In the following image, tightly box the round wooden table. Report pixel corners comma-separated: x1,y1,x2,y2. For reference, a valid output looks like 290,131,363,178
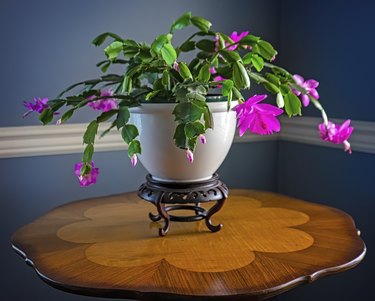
11,189,366,300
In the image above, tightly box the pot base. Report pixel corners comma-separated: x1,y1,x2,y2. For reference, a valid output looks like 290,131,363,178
138,174,228,236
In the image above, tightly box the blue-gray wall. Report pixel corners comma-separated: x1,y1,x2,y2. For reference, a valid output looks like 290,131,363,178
1,0,373,300
0,1,280,300
278,1,374,300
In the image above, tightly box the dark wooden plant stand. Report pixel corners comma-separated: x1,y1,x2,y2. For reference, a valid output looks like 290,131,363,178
137,173,228,236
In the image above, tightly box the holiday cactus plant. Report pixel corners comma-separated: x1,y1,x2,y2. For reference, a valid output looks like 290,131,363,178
23,12,353,186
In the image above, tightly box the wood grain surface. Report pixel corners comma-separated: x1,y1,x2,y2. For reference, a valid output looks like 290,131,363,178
11,190,366,300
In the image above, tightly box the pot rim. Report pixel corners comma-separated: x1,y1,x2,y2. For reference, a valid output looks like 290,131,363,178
130,99,239,114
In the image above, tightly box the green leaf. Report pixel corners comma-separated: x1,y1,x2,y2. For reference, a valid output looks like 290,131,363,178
61,108,75,123
218,33,234,44
184,121,205,139
173,102,204,123
264,82,280,94
238,34,260,45
188,58,200,71
197,51,211,59
186,92,206,102
162,70,170,88
83,121,98,144
170,12,192,33
123,39,139,48
170,68,184,82
203,105,213,129
220,49,241,62
48,99,66,112
128,140,141,157
180,40,195,52
248,72,268,83
100,61,111,73
232,61,250,89
161,43,177,65
92,32,123,46
188,85,207,95
100,121,116,138
232,86,244,101
145,90,161,101
253,40,277,61
280,84,291,95
138,47,153,62
197,63,210,82
121,124,139,144
116,107,130,129
96,110,117,123
173,123,187,149
151,34,169,55
175,87,189,102
265,73,280,85
191,16,212,33
104,41,123,61
242,52,253,65
187,137,198,151
38,108,54,125
222,79,234,96
153,78,164,91
251,54,264,72
284,92,302,117
196,39,216,52
179,62,193,80
122,76,132,93
82,144,94,164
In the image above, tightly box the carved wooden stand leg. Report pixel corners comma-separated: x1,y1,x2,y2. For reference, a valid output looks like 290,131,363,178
138,173,228,237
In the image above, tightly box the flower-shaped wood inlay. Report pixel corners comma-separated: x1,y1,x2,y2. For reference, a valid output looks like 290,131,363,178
57,195,314,272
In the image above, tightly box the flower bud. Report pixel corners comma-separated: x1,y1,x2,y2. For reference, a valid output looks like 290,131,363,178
131,154,138,167
276,92,284,108
199,134,207,144
186,149,194,163
173,61,179,71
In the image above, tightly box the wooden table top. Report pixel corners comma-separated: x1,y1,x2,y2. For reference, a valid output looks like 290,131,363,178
12,189,365,300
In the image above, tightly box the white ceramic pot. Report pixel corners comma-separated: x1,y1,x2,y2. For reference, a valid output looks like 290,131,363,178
129,98,237,182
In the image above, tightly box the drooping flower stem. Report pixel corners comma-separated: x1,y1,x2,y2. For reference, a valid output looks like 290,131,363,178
309,96,329,126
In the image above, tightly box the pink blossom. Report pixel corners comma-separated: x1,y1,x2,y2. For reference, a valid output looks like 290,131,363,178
292,74,320,107
74,162,99,187
228,31,249,50
318,119,354,154
199,134,207,144
130,154,138,167
23,97,49,117
215,31,250,52
209,67,226,87
186,149,194,163
233,94,283,136
173,61,179,71
87,89,118,112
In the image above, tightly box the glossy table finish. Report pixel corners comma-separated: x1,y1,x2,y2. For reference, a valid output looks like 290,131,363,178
12,190,366,300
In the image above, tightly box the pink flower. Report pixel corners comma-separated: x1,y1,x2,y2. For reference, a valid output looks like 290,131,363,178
228,31,249,50
74,162,99,187
23,97,49,117
210,67,226,87
130,154,138,167
318,119,354,154
199,134,207,144
173,61,179,71
88,89,118,112
186,149,194,163
292,74,320,107
233,94,283,136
